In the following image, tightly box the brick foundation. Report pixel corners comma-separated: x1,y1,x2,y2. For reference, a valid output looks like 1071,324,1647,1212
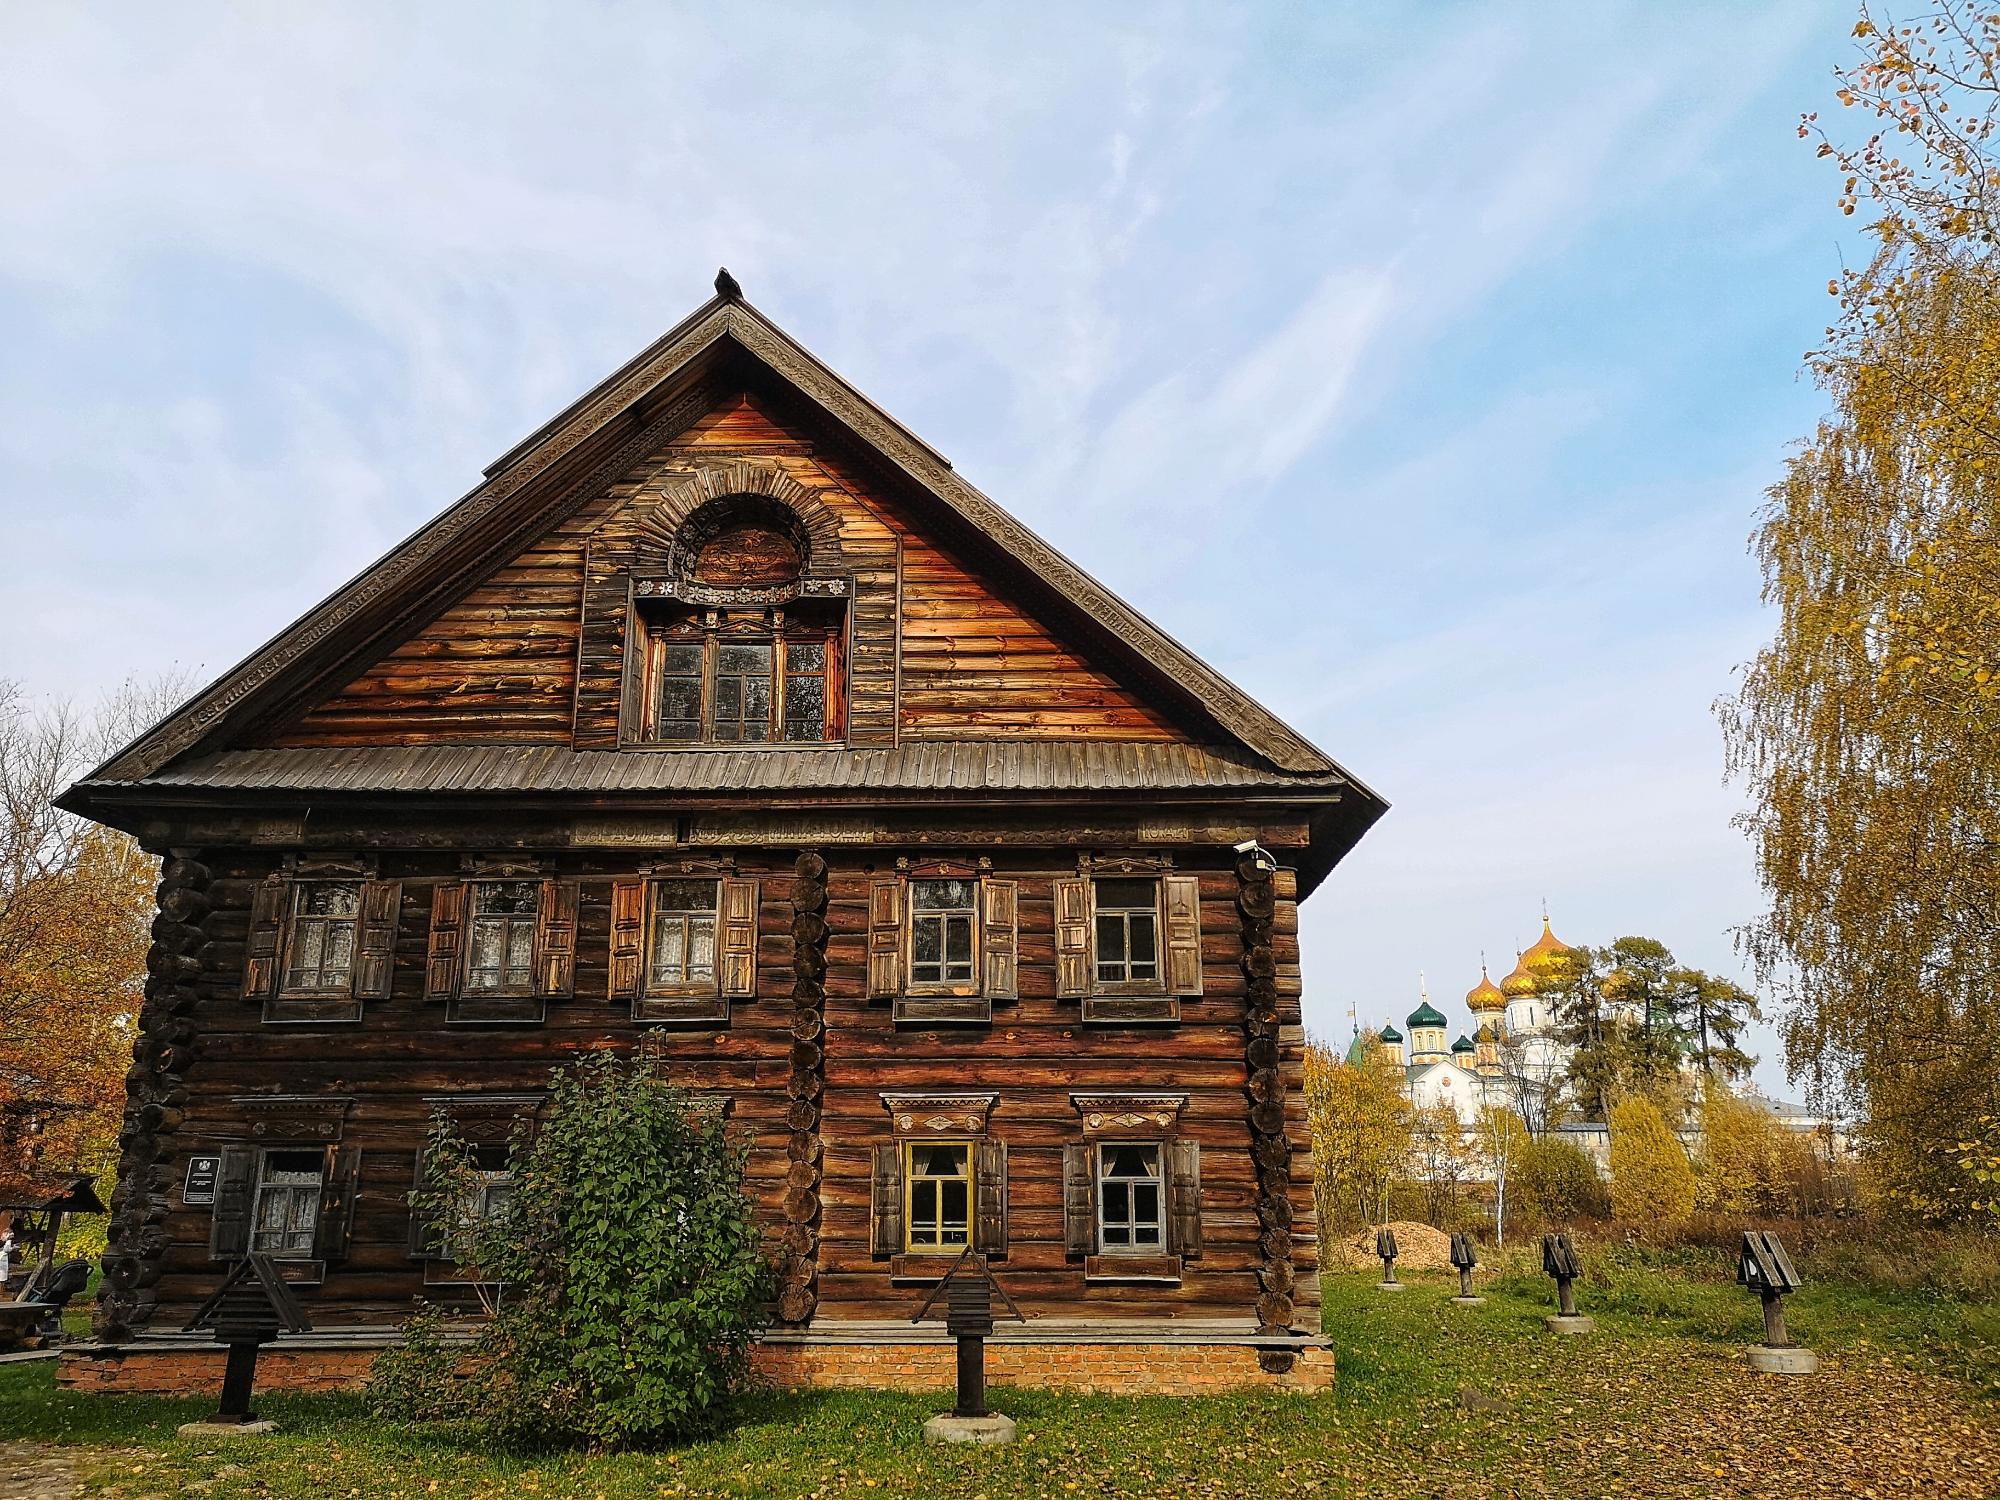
60,1332,1332,1399
58,1345,381,1396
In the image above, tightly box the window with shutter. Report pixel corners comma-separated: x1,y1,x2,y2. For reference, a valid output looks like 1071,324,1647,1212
242,879,288,1001
1070,1092,1192,1283
974,1138,1008,1257
1076,872,1197,1024
866,878,902,999
208,1147,257,1259
869,1142,903,1257
533,878,580,1000
629,878,732,1025
893,873,1004,1024
263,875,395,1024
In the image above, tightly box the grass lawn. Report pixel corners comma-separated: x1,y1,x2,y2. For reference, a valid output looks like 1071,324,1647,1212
1,1243,1994,1499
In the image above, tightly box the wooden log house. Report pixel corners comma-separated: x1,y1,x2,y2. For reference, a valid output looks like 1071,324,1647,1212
57,274,1386,1396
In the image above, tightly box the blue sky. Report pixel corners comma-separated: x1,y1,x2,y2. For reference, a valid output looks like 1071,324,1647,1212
0,3,1866,1097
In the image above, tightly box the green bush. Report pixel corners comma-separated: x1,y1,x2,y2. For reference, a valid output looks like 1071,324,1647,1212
367,1052,773,1449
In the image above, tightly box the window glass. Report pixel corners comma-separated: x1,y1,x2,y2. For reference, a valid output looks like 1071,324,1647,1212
459,1143,515,1226
653,642,704,742
906,1140,972,1251
1098,1141,1165,1251
909,878,978,989
466,881,538,993
783,640,827,742
283,882,361,992
252,1149,323,1258
712,642,774,742
1093,878,1160,986
647,879,719,991
642,610,837,745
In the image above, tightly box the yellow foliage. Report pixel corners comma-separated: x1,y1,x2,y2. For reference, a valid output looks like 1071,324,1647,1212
1609,1096,1696,1226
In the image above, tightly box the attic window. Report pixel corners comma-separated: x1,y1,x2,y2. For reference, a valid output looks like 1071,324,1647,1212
637,605,844,745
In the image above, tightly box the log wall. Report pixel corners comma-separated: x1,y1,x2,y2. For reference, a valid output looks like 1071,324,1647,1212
271,391,1184,750
119,841,1316,1334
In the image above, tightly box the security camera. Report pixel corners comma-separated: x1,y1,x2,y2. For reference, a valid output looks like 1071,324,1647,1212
1233,838,1277,873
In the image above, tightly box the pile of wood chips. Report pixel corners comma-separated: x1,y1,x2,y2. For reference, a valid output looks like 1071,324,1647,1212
1328,1220,1455,1272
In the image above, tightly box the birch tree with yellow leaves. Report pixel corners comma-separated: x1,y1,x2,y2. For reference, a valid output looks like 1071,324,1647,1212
1725,4,2000,1219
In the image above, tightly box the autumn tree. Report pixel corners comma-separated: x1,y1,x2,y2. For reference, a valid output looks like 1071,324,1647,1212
1609,1095,1697,1227
1476,1102,1530,1244
1725,4,2000,1220
0,678,181,1197
1406,1101,1473,1229
1695,1081,1815,1218
1302,1033,1412,1239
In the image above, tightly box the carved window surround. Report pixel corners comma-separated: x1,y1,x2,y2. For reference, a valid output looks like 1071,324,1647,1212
225,1094,355,1144
881,1093,998,1136
1069,1093,1189,1138
1077,853,1175,876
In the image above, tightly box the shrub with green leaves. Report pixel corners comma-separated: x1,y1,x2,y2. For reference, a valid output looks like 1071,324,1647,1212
368,1051,773,1449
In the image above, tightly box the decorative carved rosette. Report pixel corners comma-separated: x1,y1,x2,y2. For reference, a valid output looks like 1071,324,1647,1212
776,850,829,1325
97,851,209,1341
1237,852,1294,1337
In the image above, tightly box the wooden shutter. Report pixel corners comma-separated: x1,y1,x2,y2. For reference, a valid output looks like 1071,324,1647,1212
242,878,289,1001
870,1142,903,1256
609,878,647,1001
1054,878,1091,998
351,880,402,1001
866,878,903,999
1167,1138,1203,1259
318,1146,362,1262
982,879,1018,1001
534,879,580,999
1062,1143,1094,1257
718,877,758,999
208,1147,256,1259
1162,874,1203,997
406,1147,436,1259
424,883,467,1001
975,1138,1009,1255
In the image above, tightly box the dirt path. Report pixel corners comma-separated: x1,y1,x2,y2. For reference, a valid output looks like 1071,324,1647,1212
0,1444,79,1500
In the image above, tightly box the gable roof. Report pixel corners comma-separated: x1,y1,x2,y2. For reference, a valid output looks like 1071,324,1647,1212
69,274,1384,831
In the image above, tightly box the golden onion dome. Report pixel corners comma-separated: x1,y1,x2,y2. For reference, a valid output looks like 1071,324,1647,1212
1465,965,1506,1012
1521,916,1573,974
1499,951,1538,997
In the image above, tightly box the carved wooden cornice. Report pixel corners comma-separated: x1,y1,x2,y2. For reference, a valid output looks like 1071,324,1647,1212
881,1092,998,1135
1069,1092,1190,1134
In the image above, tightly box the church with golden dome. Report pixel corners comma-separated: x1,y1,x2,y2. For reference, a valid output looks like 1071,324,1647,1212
1352,913,1580,1130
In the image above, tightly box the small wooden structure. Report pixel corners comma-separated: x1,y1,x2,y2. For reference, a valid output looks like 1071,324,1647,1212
1448,1232,1480,1301
0,1176,104,1303
184,1256,312,1424
1737,1230,1815,1372
1374,1226,1401,1289
909,1247,1023,1420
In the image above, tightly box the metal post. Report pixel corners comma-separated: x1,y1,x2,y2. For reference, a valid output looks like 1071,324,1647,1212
1761,1288,1791,1348
954,1334,986,1419
215,1340,261,1423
